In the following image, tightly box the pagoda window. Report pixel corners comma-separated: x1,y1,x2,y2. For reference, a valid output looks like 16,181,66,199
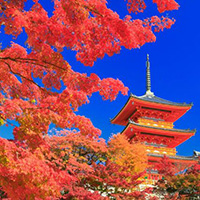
141,106,171,113
140,132,174,139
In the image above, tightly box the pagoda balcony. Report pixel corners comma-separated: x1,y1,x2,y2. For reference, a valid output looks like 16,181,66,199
146,145,177,156
138,118,174,129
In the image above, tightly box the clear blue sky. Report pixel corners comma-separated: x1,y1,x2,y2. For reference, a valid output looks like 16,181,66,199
0,0,200,156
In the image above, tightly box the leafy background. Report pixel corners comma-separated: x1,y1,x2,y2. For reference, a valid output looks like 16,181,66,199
0,0,199,156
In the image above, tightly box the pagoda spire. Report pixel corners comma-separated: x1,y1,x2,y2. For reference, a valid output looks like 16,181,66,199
145,54,154,96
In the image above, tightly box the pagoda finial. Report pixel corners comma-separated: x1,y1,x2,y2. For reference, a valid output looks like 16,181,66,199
146,54,154,96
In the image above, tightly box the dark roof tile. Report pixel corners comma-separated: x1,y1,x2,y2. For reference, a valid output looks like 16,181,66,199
131,93,193,107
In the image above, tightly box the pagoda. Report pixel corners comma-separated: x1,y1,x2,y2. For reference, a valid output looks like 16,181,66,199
111,55,198,184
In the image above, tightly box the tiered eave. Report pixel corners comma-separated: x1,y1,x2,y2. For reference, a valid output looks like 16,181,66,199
122,120,195,148
111,93,192,126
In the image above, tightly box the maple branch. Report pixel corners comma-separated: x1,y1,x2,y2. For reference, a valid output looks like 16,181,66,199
83,5,103,17
0,115,18,127
0,56,99,88
0,57,67,71
3,61,48,93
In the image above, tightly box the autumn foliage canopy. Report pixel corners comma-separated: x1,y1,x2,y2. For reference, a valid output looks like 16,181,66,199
149,155,199,200
0,0,180,199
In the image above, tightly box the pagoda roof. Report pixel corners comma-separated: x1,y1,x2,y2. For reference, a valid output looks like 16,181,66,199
148,153,198,161
111,93,192,125
121,120,195,148
111,55,193,125
131,93,193,107
193,150,200,157
148,153,198,165
128,120,195,133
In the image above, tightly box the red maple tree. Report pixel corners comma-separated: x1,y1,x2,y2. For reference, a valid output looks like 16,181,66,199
154,157,200,200
0,0,179,199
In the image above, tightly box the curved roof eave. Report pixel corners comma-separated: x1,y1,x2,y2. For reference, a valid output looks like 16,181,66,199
110,95,133,124
130,93,193,108
128,120,196,134
148,153,198,161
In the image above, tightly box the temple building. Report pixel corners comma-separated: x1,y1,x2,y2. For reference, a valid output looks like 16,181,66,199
111,55,198,185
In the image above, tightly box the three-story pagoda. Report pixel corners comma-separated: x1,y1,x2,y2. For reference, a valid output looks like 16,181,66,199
111,55,198,183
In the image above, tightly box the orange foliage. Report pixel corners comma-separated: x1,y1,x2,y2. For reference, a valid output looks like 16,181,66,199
108,134,147,173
